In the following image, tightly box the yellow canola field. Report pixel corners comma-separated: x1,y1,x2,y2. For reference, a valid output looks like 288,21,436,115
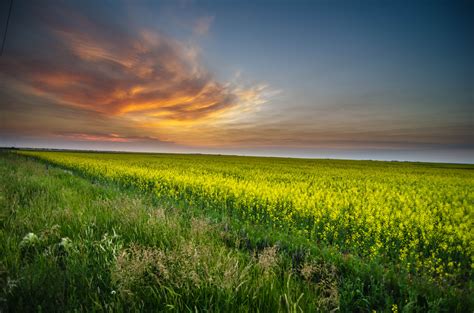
20,151,473,283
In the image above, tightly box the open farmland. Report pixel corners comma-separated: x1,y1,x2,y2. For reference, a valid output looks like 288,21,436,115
1,150,473,311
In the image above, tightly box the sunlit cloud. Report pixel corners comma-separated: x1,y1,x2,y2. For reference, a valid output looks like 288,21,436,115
54,132,165,143
0,3,272,146
2,31,236,120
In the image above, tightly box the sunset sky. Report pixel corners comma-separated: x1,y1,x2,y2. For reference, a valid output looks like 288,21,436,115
0,0,473,163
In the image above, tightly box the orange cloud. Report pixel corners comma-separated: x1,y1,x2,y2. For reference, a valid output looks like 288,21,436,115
0,12,266,124
0,3,277,147
55,132,164,143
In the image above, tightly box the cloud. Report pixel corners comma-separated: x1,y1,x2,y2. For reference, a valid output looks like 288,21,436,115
0,3,271,146
193,16,214,36
1,30,235,121
54,132,166,143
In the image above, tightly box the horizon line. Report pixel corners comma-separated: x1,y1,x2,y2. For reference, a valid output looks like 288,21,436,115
3,146,473,166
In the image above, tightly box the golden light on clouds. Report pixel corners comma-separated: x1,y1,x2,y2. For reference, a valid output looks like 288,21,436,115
0,8,276,146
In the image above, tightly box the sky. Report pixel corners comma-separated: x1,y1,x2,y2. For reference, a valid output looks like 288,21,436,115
0,0,473,163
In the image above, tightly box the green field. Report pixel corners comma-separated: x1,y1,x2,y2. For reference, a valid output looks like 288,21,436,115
1,150,472,312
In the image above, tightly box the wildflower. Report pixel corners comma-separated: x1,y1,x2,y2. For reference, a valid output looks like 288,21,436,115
59,237,73,251
19,232,39,249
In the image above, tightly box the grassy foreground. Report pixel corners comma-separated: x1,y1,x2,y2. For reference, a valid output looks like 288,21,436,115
0,151,472,312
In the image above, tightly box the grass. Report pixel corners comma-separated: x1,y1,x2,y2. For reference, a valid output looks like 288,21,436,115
0,151,471,312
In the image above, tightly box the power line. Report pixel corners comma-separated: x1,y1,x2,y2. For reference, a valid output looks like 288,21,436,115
1,0,13,56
